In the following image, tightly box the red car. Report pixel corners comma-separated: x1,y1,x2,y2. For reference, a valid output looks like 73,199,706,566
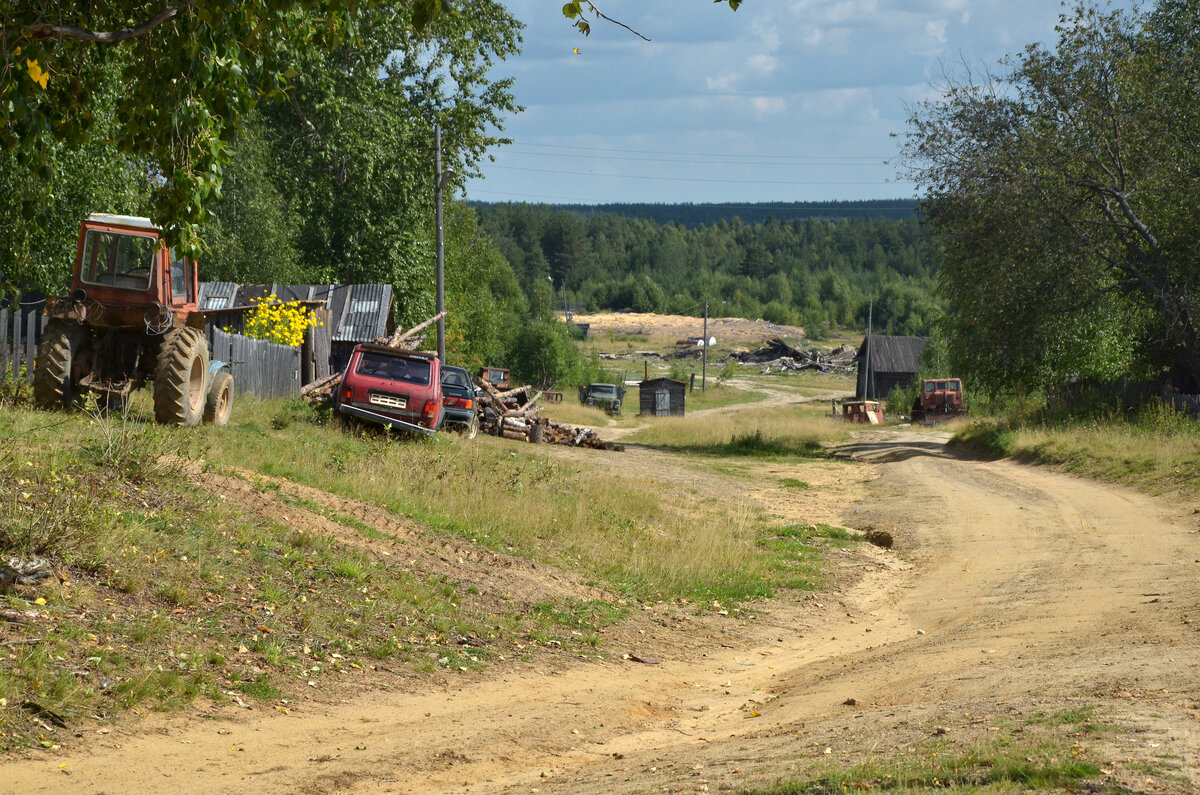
335,344,443,436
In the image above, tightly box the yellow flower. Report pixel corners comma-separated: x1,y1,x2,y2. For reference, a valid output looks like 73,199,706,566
26,59,48,89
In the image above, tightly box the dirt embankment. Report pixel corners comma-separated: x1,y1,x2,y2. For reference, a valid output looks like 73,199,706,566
574,311,807,346
5,429,1200,794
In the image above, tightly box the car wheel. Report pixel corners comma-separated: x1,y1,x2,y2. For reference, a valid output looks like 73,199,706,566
465,414,479,440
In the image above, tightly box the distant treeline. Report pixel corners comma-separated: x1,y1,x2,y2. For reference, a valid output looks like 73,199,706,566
470,199,918,228
474,202,941,338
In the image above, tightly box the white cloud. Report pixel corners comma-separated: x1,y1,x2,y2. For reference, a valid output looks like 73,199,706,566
705,72,738,92
747,54,779,76
751,96,787,115
798,87,870,118
926,19,949,44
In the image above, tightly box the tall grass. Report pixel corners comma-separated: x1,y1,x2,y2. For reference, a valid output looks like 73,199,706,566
953,400,1200,495
205,398,782,602
626,402,851,455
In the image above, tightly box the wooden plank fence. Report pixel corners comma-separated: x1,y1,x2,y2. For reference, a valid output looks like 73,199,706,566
0,300,47,383
1166,392,1200,418
208,326,301,400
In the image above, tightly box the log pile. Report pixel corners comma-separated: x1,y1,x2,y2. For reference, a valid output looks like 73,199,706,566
474,377,624,452
300,371,341,406
729,338,855,374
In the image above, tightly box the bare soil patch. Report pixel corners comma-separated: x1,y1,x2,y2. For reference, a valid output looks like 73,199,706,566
576,311,806,346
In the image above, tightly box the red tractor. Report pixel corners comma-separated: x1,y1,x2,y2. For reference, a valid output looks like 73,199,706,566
910,378,968,424
34,214,233,426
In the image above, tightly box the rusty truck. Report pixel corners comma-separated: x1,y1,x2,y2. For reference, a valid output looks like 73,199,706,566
910,378,968,424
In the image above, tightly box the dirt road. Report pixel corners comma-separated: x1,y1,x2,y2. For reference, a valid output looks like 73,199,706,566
6,429,1200,793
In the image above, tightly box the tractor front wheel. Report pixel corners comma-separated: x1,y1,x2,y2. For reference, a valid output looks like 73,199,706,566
203,370,234,426
154,327,210,426
33,321,90,411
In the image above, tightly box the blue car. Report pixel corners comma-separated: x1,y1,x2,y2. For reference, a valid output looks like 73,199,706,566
439,365,479,439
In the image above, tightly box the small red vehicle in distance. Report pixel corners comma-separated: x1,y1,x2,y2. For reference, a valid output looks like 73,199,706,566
335,344,443,436
479,366,510,390
842,399,883,424
911,378,968,424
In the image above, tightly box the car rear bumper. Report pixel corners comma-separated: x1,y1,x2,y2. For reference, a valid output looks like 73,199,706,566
441,406,475,427
337,402,437,437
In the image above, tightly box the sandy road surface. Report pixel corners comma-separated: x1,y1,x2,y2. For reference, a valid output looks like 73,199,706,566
6,430,1200,793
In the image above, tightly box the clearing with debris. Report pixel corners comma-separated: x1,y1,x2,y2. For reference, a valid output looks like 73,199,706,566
3,408,1198,793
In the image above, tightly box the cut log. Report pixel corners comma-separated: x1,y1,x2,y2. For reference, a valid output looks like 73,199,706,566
493,385,533,401
301,372,341,397
377,311,446,348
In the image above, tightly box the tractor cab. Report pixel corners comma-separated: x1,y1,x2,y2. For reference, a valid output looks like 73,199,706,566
67,214,199,329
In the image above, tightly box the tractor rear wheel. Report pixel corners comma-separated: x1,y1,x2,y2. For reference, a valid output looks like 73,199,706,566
33,321,89,411
203,370,234,426
154,327,210,426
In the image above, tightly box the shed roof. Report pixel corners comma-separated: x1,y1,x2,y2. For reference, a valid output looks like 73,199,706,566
640,377,686,387
856,335,924,374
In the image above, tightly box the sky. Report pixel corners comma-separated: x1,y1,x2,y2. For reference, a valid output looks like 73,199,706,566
463,0,1136,207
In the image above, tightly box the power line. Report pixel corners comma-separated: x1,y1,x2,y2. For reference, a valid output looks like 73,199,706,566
494,148,888,168
484,164,907,186
466,185,917,207
504,141,892,162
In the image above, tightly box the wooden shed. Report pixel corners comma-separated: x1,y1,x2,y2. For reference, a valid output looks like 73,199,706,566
855,335,925,400
639,377,686,416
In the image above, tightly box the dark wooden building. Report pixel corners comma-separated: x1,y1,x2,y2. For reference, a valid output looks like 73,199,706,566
855,335,925,400
639,377,686,416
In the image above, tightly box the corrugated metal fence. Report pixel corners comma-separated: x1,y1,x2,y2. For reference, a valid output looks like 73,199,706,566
207,327,300,400
0,300,47,383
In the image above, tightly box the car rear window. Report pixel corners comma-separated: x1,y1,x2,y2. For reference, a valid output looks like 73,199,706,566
356,352,430,385
442,369,470,388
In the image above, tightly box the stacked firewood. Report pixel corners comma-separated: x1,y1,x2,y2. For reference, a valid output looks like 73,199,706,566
474,378,624,452
301,371,341,406
474,380,542,440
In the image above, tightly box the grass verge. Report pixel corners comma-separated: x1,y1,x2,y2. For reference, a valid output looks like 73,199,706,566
627,403,852,458
742,719,1106,794
951,404,1200,496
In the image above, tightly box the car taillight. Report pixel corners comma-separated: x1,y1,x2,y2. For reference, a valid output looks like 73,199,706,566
340,384,353,404
422,399,438,424
442,396,473,409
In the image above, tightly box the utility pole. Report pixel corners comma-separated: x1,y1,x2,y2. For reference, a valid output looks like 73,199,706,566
864,300,873,399
702,300,709,391
434,124,446,363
